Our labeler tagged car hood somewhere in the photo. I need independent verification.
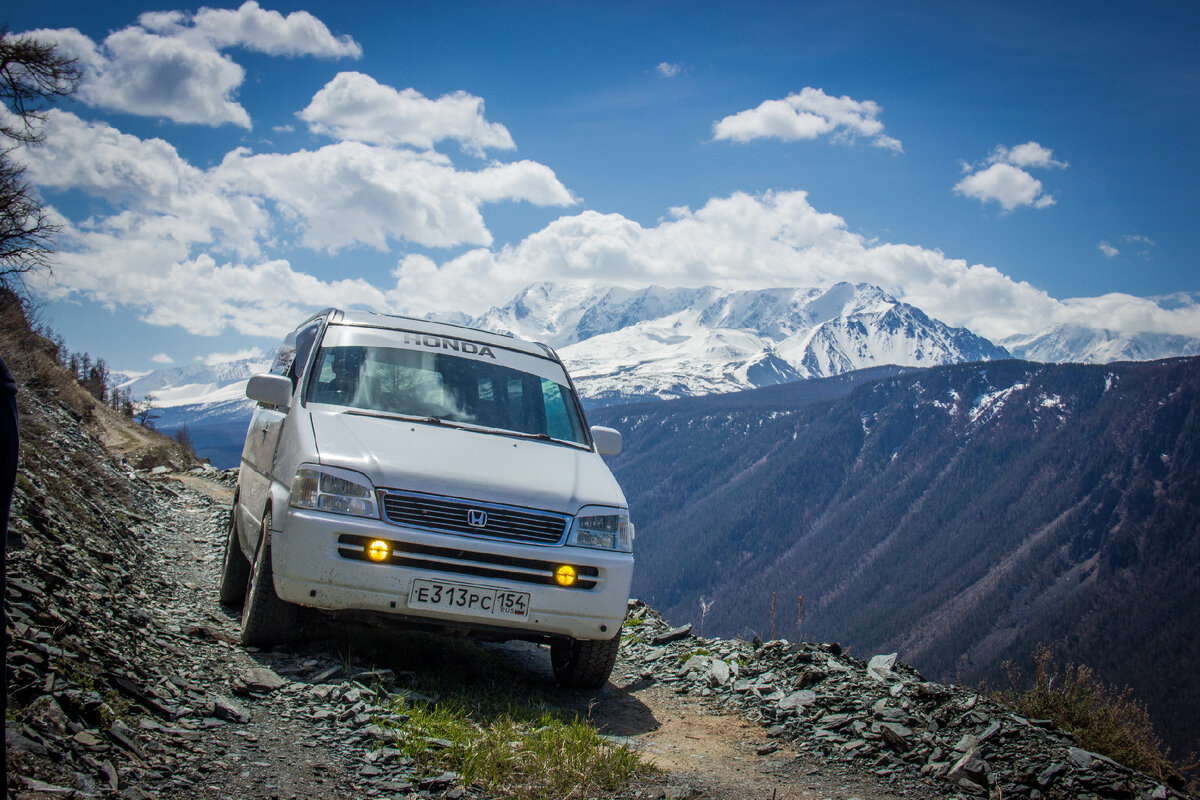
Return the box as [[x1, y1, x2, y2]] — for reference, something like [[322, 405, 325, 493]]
[[308, 409, 626, 514]]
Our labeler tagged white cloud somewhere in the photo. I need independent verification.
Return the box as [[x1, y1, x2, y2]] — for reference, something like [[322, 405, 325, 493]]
[[712, 87, 903, 152], [384, 190, 1200, 342], [214, 142, 573, 251], [190, 1, 362, 58], [954, 163, 1055, 211], [1099, 241, 1119, 258], [201, 347, 268, 366], [23, 3, 359, 128], [22, 107, 573, 335], [956, 142, 1064, 211], [656, 62, 682, 78], [298, 72, 515, 155], [150, 353, 175, 364], [989, 142, 1067, 169]]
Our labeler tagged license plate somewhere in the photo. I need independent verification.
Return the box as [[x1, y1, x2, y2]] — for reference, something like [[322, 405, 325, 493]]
[[408, 579, 530, 619]]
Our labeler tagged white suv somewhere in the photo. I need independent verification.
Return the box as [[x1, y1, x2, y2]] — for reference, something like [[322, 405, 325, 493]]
[[219, 310, 633, 688]]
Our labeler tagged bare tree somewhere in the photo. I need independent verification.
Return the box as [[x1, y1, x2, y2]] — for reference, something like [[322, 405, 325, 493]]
[[134, 394, 158, 429], [0, 25, 81, 286]]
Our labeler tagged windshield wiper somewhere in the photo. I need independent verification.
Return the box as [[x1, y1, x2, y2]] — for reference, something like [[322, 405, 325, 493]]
[[343, 409, 454, 427]]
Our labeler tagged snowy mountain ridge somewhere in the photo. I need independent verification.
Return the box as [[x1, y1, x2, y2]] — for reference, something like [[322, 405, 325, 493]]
[[115, 282, 1200, 466], [464, 281, 1007, 401]]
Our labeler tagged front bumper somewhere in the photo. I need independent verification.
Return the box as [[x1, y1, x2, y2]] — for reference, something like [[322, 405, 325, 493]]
[[270, 506, 633, 641]]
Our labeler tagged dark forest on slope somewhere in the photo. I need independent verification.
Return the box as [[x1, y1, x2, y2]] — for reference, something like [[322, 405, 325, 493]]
[[590, 358, 1200, 754]]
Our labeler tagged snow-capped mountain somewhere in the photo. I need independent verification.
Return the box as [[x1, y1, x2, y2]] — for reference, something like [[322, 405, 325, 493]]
[[1000, 324, 1200, 364], [115, 353, 271, 409], [120, 282, 1013, 465], [466, 282, 1009, 401]]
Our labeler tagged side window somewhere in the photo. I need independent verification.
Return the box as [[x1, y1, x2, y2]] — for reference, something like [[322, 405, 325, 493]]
[[542, 380, 581, 442], [269, 333, 297, 377], [288, 323, 321, 388]]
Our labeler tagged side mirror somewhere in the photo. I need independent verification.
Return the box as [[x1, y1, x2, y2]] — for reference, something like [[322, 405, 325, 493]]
[[246, 373, 293, 409], [590, 425, 622, 456]]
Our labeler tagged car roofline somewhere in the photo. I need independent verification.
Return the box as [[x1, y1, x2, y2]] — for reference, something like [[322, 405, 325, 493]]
[[323, 309, 552, 359]]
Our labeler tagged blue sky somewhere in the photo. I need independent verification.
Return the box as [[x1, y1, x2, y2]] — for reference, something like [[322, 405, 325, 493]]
[[8, 1, 1198, 372]]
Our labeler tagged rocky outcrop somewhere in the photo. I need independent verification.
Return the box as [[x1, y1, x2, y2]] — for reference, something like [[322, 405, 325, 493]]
[[620, 602, 1187, 799]]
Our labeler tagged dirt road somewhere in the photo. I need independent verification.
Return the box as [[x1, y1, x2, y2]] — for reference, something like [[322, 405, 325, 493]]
[[69, 472, 908, 800]]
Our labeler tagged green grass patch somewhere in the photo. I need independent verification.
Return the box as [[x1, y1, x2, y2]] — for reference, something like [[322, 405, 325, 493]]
[[379, 697, 643, 799], [343, 632, 651, 799]]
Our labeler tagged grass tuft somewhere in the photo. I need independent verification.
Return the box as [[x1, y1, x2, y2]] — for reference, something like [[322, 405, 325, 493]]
[[380, 695, 645, 799]]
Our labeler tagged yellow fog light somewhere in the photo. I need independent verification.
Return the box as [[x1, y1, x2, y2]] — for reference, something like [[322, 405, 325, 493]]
[[367, 540, 390, 562], [554, 564, 577, 587]]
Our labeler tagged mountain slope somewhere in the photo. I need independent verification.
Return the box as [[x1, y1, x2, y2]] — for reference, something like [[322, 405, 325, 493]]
[[589, 356, 1200, 753], [1000, 323, 1200, 364]]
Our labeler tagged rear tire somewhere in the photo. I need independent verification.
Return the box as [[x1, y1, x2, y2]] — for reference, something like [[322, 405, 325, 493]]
[[240, 509, 297, 646], [551, 634, 620, 689], [218, 500, 250, 606]]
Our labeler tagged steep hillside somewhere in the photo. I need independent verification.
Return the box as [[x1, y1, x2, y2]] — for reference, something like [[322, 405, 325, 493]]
[[591, 357, 1200, 754]]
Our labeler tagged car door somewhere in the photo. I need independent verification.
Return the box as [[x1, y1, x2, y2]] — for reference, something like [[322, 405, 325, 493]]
[[238, 320, 322, 551]]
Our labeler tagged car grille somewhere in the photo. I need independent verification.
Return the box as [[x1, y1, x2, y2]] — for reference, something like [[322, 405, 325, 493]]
[[378, 490, 569, 545], [336, 534, 599, 590]]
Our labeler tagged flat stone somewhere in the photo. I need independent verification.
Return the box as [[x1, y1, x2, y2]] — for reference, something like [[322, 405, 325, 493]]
[[877, 722, 913, 752], [651, 625, 693, 645], [948, 748, 989, 788], [1067, 747, 1095, 769], [867, 653, 898, 681], [778, 690, 817, 711], [210, 695, 250, 724], [240, 667, 287, 692], [705, 659, 731, 687]]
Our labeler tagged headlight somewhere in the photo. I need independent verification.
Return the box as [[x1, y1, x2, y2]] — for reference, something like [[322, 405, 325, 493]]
[[567, 507, 634, 552], [288, 466, 378, 518]]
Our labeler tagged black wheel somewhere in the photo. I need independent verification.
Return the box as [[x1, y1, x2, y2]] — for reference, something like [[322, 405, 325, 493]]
[[240, 509, 297, 646], [218, 500, 250, 606], [551, 634, 620, 689]]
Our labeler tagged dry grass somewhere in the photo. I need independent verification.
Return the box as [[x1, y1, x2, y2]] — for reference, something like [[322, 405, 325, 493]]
[[0, 289, 200, 469], [994, 645, 1195, 788]]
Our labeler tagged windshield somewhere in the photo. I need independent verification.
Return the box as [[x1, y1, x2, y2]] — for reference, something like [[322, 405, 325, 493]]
[[306, 344, 589, 446]]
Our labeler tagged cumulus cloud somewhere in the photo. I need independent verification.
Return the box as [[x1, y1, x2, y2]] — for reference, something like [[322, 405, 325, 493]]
[[188, 2, 362, 57], [712, 87, 903, 152], [1099, 241, 1119, 258], [382, 190, 1200, 343], [298, 72, 515, 155], [23, 3, 359, 128], [656, 62, 682, 78], [955, 141, 1064, 211], [150, 353, 175, 364], [21, 108, 573, 335]]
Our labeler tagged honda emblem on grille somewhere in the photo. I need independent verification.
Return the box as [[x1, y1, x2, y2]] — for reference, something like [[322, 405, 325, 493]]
[[467, 509, 488, 528]]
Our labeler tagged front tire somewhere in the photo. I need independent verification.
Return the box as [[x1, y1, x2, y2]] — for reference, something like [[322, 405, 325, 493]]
[[551, 634, 621, 689], [218, 500, 250, 606], [240, 509, 297, 646]]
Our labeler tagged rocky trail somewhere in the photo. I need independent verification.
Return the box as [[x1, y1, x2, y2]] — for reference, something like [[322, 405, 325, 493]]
[[5, 384, 1190, 800]]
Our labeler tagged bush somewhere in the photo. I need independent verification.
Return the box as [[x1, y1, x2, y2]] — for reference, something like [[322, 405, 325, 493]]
[[994, 645, 1193, 786]]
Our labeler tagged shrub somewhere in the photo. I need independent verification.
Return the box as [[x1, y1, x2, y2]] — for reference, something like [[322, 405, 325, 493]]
[[994, 645, 1193, 786]]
